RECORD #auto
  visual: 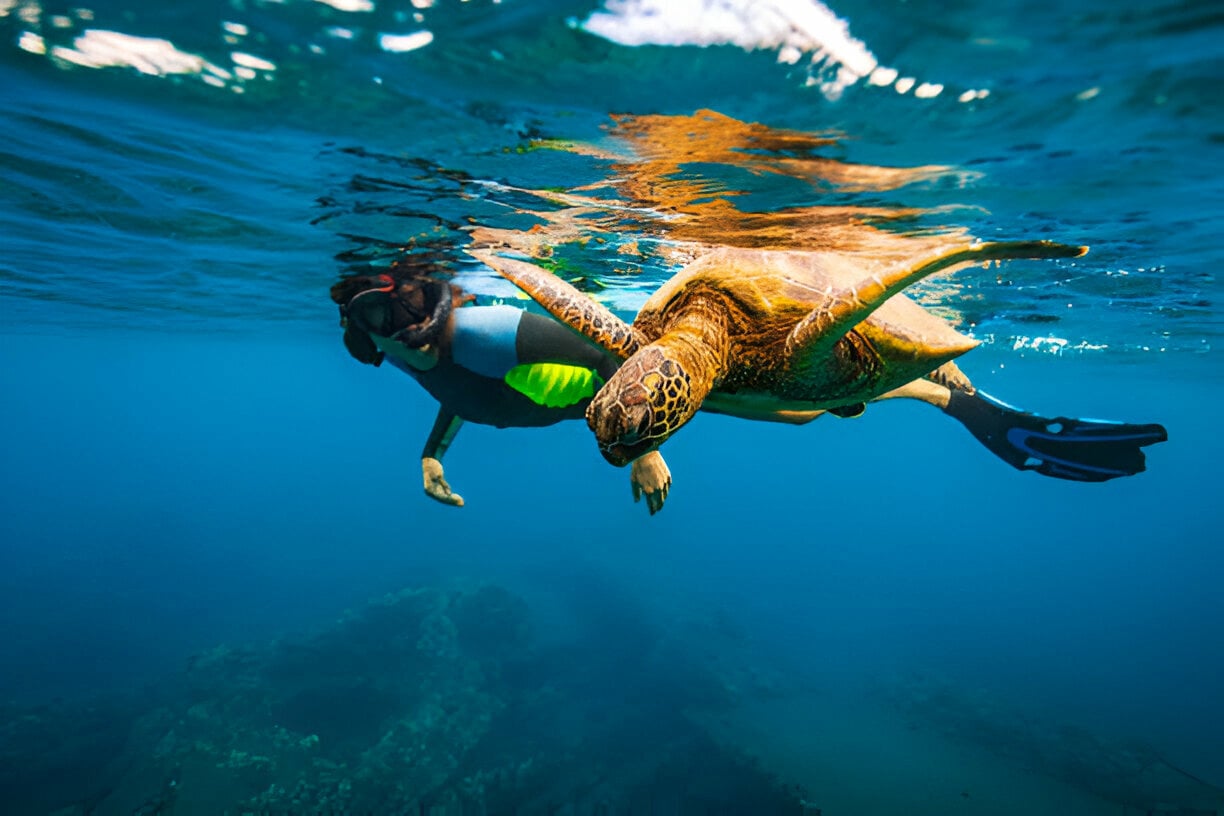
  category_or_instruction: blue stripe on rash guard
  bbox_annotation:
[450,304,524,380]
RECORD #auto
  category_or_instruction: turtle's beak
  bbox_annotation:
[600,441,642,467]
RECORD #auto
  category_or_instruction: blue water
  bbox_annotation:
[1,0,1222,813]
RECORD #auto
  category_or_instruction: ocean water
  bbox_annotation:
[1,0,1222,814]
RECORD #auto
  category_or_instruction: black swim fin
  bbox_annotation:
[944,389,1168,482]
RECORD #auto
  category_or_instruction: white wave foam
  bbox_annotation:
[313,0,375,12]
[1009,335,1110,354]
[50,29,220,76]
[379,30,434,52]
[582,0,986,102]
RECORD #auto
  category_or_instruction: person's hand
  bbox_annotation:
[629,451,671,515]
[422,457,464,507]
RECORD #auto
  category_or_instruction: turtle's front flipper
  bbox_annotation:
[470,249,645,359]
[944,389,1168,482]
[785,240,1086,359]
[630,451,672,515]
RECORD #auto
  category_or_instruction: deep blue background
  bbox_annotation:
[1,0,1221,810]
[2,330,1220,782]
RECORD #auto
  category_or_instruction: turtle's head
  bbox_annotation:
[587,344,704,467]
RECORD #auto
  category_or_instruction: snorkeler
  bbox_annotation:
[330,272,672,514]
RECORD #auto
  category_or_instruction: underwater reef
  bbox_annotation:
[0,583,806,815]
[6,581,1223,815]
[878,674,1224,815]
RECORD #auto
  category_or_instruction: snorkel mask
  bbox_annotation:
[331,273,456,365]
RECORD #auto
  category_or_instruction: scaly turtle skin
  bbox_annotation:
[472,241,1085,466]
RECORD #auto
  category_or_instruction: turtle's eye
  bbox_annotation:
[636,413,651,439]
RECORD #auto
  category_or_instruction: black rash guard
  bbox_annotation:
[371,303,618,459]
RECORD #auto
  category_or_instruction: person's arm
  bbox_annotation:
[421,408,465,507]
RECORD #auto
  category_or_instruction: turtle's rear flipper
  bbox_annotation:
[944,389,1168,482]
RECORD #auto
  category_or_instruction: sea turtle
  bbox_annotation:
[472,241,1167,484]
